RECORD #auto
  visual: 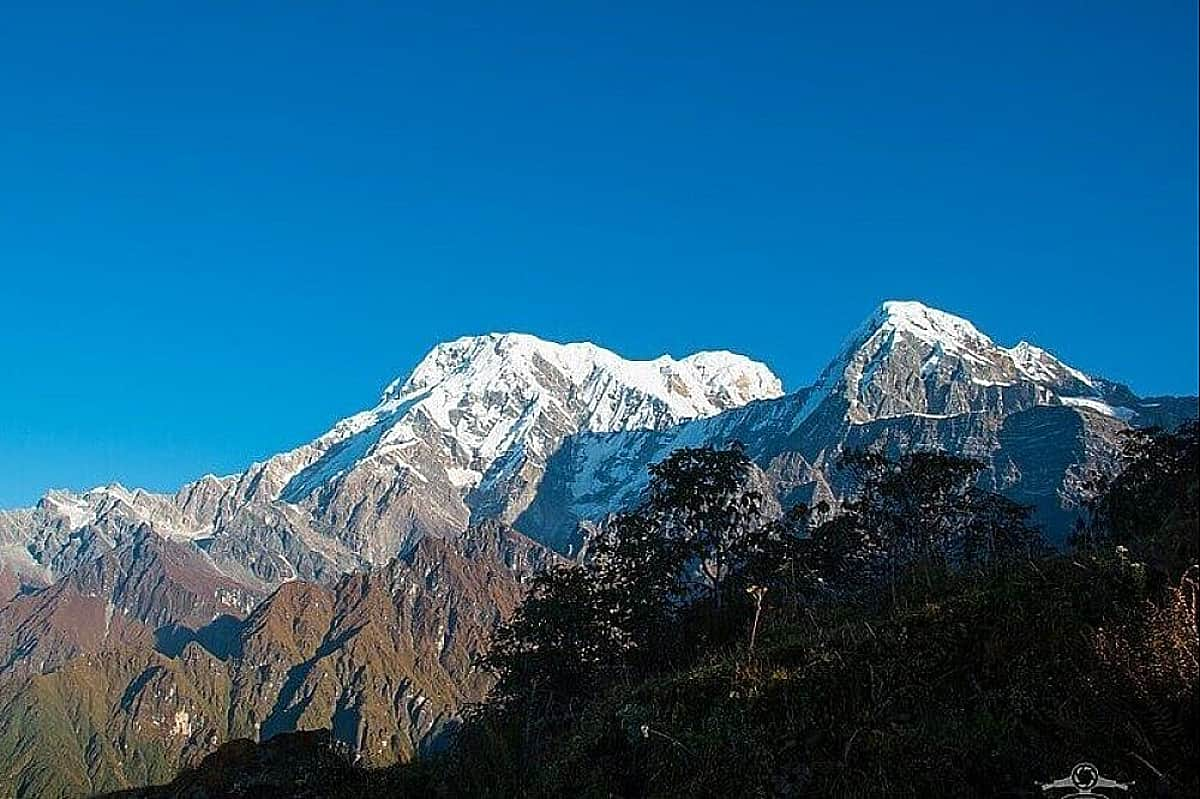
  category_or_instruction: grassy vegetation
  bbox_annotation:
[461,553,1193,797]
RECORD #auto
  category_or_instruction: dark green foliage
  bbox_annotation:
[644,442,771,601]
[420,445,1142,797]
[468,444,776,790]
[445,431,1196,796]
[1074,420,1199,583]
[480,444,777,713]
[480,562,625,709]
[505,554,1164,797]
[806,451,1044,605]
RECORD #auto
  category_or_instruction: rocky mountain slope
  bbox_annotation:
[7,304,1190,591]
[520,301,1197,549]
[0,301,1195,798]
[0,336,780,595]
[0,523,551,798]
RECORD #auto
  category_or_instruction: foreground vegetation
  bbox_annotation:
[113,423,1198,798]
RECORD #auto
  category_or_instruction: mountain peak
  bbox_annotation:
[870,300,995,349]
[806,300,1110,424]
[380,332,782,413]
[256,331,784,546]
[863,304,1096,390]
[816,301,997,386]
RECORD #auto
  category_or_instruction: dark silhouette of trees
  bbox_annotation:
[1074,420,1199,583]
[643,442,771,604]
[481,444,1046,722]
[480,444,771,715]
[804,450,1042,606]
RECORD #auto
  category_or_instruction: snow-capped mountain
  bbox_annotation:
[827,300,1091,421]
[2,334,782,589]
[3,303,1195,592]
[1,300,1195,797]
[518,301,1196,549]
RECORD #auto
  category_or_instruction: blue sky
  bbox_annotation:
[1,1,1196,506]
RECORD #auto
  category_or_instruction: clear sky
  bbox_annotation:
[1,1,1196,507]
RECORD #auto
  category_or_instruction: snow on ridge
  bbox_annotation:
[36,483,213,541]
[820,300,1098,392]
[817,300,994,385]
[371,333,782,450]
[861,300,999,369]
[40,491,96,530]
[259,332,785,505]
[385,332,782,409]
[681,350,784,407]
[1006,341,1095,389]
[877,300,995,349]
[1059,396,1136,422]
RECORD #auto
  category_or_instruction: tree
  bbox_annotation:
[958,489,1042,568]
[645,442,772,604]
[479,443,774,716]
[585,511,690,673]
[480,563,616,714]
[814,450,1041,604]
[1075,420,1199,583]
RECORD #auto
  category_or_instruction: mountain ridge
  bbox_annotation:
[1,331,783,590]
[0,299,1196,798]
[3,301,1194,589]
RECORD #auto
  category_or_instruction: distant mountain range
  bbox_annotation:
[0,301,1195,798]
